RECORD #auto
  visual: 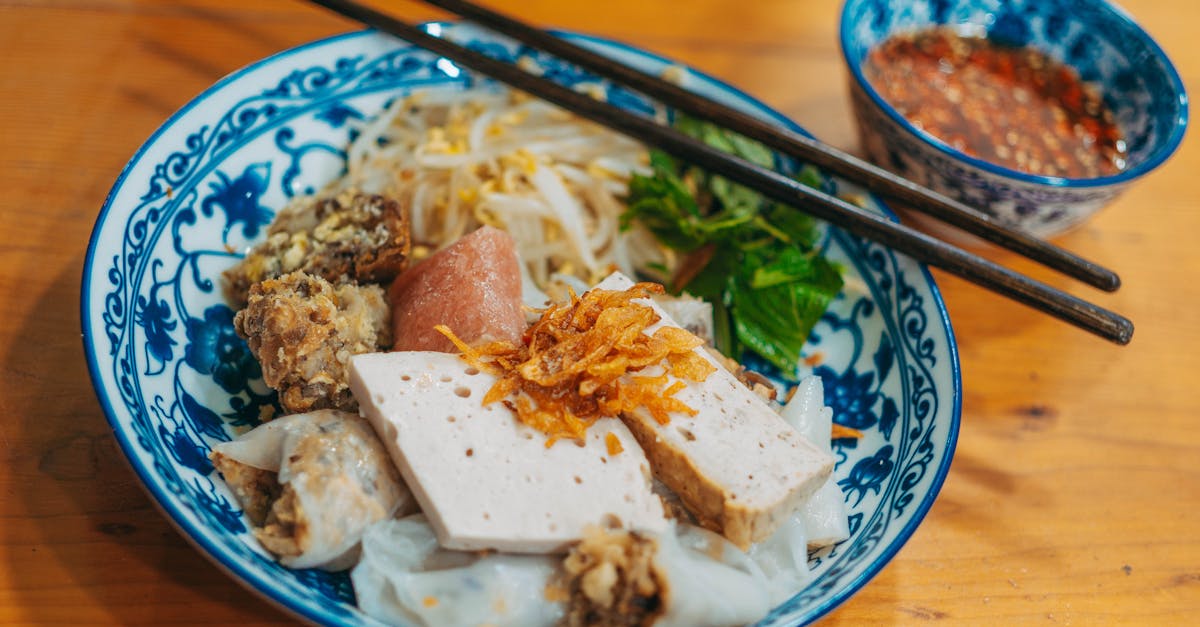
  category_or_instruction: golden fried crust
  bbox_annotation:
[561,528,666,627]
[256,487,305,559]
[210,452,281,526]
[234,271,391,414]
[223,190,411,308]
[209,455,305,560]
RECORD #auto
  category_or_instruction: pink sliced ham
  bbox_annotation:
[389,226,525,352]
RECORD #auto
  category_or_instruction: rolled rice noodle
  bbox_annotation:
[211,410,413,570]
[654,524,774,627]
[352,515,564,627]
[781,376,851,548]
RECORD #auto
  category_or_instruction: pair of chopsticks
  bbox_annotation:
[308,0,1134,345]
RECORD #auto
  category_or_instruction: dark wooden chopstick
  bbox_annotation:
[306,0,1134,345]
[416,0,1120,294]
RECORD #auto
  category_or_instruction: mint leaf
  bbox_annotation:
[621,118,844,372]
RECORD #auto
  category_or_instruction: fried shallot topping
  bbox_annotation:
[437,283,716,445]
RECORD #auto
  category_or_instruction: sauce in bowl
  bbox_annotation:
[863,27,1127,179]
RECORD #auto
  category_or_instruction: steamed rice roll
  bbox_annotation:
[781,376,850,548]
[211,409,414,570]
[560,524,773,627]
[352,515,564,627]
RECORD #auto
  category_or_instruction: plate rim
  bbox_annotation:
[80,24,962,626]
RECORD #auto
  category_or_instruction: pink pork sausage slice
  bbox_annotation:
[389,226,525,352]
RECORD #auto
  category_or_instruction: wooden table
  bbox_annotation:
[2,0,1197,623]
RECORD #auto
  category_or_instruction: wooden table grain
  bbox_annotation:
[1,0,1197,624]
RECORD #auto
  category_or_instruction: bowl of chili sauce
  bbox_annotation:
[840,0,1187,238]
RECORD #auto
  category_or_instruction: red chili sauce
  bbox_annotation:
[863,27,1127,179]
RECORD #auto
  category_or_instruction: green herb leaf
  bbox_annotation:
[751,246,824,289]
[621,117,845,372]
[730,253,843,375]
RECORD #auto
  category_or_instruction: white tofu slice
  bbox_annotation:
[348,351,668,554]
[594,272,834,549]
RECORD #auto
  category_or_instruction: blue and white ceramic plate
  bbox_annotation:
[82,24,960,626]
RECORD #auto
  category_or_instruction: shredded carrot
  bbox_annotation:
[831,423,863,440]
[422,596,439,608]
[605,432,624,456]
[436,283,715,446]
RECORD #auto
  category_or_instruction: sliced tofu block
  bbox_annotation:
[594,272,834,549]
[348,351,668,554]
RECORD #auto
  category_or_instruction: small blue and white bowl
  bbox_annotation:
[840,0,1188,239]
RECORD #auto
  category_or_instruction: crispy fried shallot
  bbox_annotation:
[437,283,716,445]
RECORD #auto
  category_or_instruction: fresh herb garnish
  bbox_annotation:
[621,116,843,378]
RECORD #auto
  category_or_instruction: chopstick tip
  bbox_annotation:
[1097,269,1121,292]
[1112,318,1134,345]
